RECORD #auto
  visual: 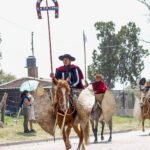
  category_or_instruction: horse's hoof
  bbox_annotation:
[94,139,98,143]
[108,138,112,142]
[66,145,71,150]
[101,136,104,141]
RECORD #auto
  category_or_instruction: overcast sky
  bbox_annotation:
[0,0,149,88]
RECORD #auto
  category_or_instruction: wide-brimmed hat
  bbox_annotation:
[139,78,146,85]
[95,73,104,79]
[59,54,75,61]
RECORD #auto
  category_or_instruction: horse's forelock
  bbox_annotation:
[56,80,70,97]
[145,89,150,99]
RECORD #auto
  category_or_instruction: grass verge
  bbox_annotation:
[0,115,150,144]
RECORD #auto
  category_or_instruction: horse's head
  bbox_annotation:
[139,92,146,107]
[139,89,150,107]
[55,80,70,112]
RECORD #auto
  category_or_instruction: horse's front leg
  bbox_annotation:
[66,126,72,149]
[73,124,83,150]
[90,120,97,143]
[107,118,112,142]
[100,120,105,141]
[62,127,68,150]
[94,120,98,143]
[142,119,145,132]
[62,127,71,150]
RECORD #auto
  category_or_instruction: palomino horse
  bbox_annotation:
[139,89,150,132]
[54,79,89,150]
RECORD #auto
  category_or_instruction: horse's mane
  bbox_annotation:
[85,85,95,95]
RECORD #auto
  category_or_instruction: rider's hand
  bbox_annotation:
[71,84,76,88]
[66,77,70,82]
[50,73,54,78]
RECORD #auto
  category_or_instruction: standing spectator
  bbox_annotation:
[20,90,31,133]
[28,93,36,133]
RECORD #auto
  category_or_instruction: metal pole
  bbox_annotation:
[46,0,53,74]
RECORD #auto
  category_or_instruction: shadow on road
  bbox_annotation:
[90,140,112,145]
[16,132,36,137]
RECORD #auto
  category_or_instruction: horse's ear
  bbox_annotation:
[53,78,58,85]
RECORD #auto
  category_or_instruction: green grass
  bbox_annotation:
[0,116,50,144]
[0,115,150,144]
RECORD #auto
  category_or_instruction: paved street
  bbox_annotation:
[1,130,150,150]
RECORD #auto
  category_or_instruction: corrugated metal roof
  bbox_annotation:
[0,77,52,89]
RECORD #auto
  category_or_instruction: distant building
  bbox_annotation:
[0,77,51,115]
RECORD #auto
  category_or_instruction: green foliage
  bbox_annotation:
[88,21,119,88]
[88,21,149,88]
[137,0,150,12]
[0,70,16,84]
[117,22,149,86]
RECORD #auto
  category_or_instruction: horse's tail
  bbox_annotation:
[83,121,90,145]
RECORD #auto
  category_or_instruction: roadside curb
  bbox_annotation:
[0,129,133,147]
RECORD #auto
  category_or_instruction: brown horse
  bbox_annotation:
[54,79,89,150]
[139,89,150,132]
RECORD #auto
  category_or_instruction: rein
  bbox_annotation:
[57,107,76,116]
[57,96,76,116]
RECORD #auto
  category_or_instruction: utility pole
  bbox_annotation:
[31,32,34,56]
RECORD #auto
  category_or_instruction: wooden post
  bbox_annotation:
[0,93,8,123]
[46,0,54,102]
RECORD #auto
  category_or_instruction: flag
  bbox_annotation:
[83,30,87,44]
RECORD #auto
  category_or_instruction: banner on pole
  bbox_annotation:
[36,0,59,19]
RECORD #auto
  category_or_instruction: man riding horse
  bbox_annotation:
[50,54,84,90]
[139,78,150,93]
[92,73,107,104]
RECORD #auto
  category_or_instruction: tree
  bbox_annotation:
[137,0,150,11]
[137,0,150,43]
[0,33,16,83]
[88,21,149,88]
[117,22,149,86]
[0,70,16,84]
[88,21,119,88]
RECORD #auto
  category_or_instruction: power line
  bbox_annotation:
[0,16,47,39]
[140,38,150,44]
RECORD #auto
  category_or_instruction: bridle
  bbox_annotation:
[55,80,76,116]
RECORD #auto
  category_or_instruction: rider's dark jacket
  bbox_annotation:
[55,64,84,89]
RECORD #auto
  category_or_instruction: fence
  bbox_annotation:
[112,89,140,117]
